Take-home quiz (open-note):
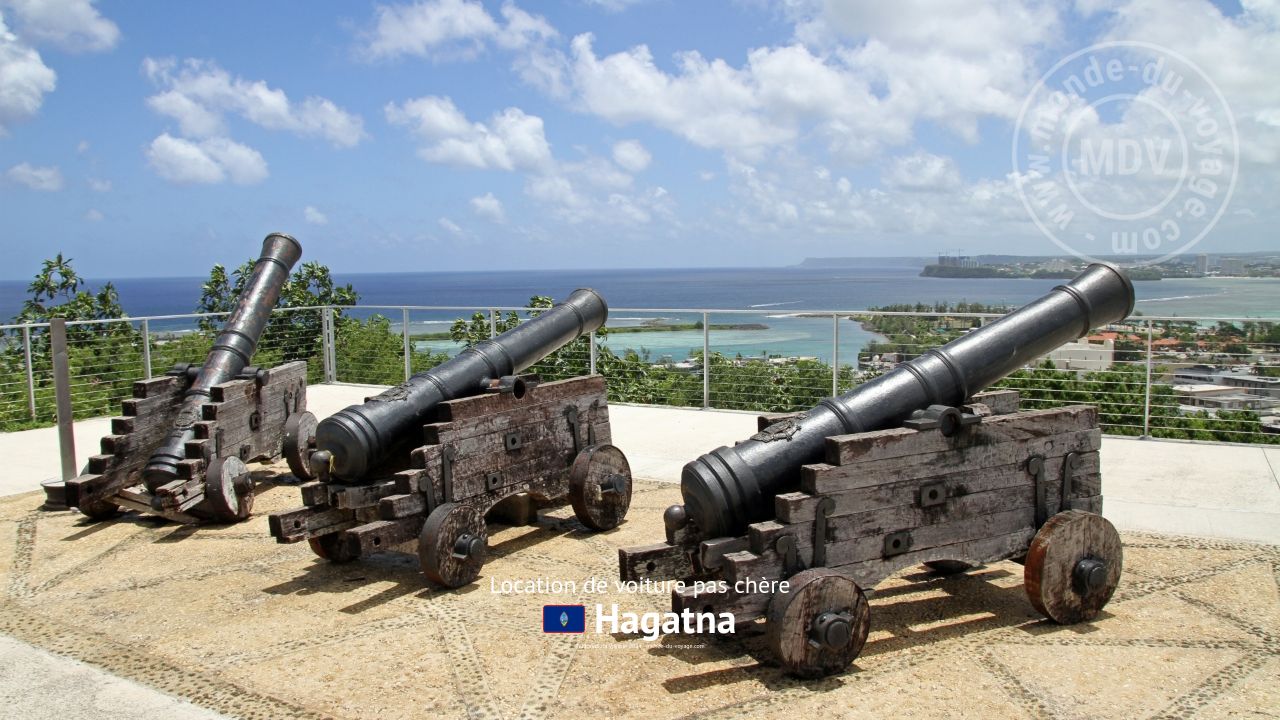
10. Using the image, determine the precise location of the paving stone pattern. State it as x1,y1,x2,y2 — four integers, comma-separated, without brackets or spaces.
0,467,1276,720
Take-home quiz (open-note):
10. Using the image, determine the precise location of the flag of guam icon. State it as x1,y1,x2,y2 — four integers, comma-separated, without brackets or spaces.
542,604,585,633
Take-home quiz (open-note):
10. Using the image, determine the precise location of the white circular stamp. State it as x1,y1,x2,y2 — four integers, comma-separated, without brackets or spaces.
1012,41,1238,265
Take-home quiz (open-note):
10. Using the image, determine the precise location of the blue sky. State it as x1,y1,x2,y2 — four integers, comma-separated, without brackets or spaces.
0,0,1276,279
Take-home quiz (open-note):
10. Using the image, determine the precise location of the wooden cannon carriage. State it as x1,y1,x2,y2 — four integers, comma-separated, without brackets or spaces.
269,374,632,588
45,360,309,524
619,390,1122,677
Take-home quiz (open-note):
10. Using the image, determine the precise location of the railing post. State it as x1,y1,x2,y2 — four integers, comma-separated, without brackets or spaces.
322,307,336,384
702,311,710,410
1143,319,1153,438
832,313,840,396
141,318,152,379
23,325,36,420
589,331,597,375
489,309,497,338
402,308,412,382
51,319,76,481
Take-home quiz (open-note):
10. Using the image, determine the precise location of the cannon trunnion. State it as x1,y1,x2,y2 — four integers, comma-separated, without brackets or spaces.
270,374,632,588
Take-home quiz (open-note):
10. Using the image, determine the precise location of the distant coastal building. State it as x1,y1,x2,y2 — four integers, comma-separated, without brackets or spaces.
1174,384,1278,412
1043,338,1114,372
1171,367,1280,398
1217,372,1280,398
1196,254,1209,275
936,254,979,268
1220,257,1247,275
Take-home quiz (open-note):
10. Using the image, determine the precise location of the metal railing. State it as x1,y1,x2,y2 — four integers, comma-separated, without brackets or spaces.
1,305,1276,445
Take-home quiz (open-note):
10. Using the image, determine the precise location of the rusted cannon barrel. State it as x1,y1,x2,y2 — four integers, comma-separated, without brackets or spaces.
143,233,302,488
678,263,1136,538
316,288,608,481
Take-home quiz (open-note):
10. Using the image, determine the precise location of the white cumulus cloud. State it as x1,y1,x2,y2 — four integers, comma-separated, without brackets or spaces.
6,161,61,190
0,0,119,53
84,208,102,221
360,0,556,60
143,57,366,148
470,192,505,222
146,134,267,185
87,176,110,192
611,139,651,172
0,14,56,135
883,152,962,192
386,95,552,171
438,216,465,236
304,205,328,225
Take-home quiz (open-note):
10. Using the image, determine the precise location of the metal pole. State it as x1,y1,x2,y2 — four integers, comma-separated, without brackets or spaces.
832,314,840,396
328,307,338,383
702,312,710,410
1143,319,1153,438
322,307,335,383
141,318,152,379
488,309,497,338
589,331,597,375
402,307,411,382
51,319,76,481
23,325,36,420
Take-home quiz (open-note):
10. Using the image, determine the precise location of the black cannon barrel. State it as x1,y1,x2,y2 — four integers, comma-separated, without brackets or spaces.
680,263,1135,538
317,288,609,481
143,233,302,488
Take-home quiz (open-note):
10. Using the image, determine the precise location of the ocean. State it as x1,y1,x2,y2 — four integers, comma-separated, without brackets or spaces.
3,262,1277,363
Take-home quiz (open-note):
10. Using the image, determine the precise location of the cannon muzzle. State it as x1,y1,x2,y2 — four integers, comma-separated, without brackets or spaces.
679,263,1135,538
316,288,608,481
143,233,302,487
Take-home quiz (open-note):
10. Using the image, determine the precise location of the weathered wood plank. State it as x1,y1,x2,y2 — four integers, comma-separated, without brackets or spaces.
379,493,426,519
268,506,355,543
806,425,1100,495
822,404,1097,467
328,481,400,510
724,505,1036,585
343,518,424,556
618,542,696,583
434,375,605,422
422,391,609,447
132,376,183,399
969,389,1020,415
780,451,1101,523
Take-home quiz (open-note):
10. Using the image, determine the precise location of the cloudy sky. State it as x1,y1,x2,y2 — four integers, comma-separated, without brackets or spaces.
0,0,1276,278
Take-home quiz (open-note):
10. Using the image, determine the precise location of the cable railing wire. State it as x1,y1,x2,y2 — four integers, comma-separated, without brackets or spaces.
0,306,1275,444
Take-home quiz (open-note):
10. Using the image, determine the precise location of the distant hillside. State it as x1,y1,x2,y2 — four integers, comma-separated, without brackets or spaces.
793,257,927,268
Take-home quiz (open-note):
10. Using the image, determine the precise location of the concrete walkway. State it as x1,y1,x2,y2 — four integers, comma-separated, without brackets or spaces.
7,383,1278,544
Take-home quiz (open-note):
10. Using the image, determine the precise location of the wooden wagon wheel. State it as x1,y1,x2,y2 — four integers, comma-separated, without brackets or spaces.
1024,510,1122,624
282,411,318,480
568,444,632,531
204,456,254,522
308,533,356,563
766,567,871,678
419,502,487,588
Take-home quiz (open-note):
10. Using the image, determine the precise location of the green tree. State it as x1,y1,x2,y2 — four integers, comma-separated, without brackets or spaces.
194,260,360,381
4,255,142,428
